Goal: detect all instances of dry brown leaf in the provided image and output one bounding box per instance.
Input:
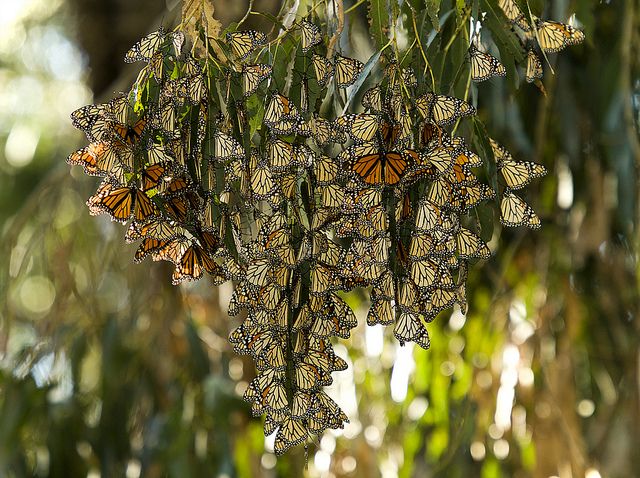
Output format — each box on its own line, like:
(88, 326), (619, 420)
(182, 0), (224, 59)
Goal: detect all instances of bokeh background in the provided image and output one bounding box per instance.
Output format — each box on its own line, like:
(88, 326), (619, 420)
(0, 0), (638, 477)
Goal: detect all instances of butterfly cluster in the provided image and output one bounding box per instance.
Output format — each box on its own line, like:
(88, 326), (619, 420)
(498, 0), (585, 83)
(68, 8), (580, 454)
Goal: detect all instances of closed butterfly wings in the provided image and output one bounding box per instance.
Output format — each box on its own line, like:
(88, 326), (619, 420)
(490, 138), (547, 190)
(526, 49), (543, 83)
(469, 44), (506, 82)
(299, 20), (322, 52)
(312, 53), (363, 88)
(242, 64), (272, 96)
(415, 92), (476, 126)
(534, 18), (585, 53)
(498, 0), (531, 31)
(226, 30), (267, 60)
(490, 139), (546, 229)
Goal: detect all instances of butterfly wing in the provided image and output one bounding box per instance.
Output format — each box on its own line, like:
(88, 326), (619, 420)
(470, 45), (506, 82)
(300, 20), (322, 52)
(525, 49), (543, 83)
(334, 54), (363, 88)
(500, 191), (541, 228)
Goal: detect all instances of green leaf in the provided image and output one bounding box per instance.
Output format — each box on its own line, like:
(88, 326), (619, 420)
(246, 94), (264, 138)
(367, 0), (390, 49)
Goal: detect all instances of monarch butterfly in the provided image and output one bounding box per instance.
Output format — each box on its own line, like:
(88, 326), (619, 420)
(490, 138), (547, 190)
(314, 235), (342, 267)
(334, 54), (363, 88)
(535, 19), (585, 53)
(126, 218), (183, 243)
(310, 390), (347, 427)
(408, 233), (434, 261)
(456, 227), (491, 259)
(263, 411), (285, 436)
(307, 393), (344, 429)
(525, 49), (543, 83)
(274, 415), (308, 455)
(186, 73), (207, 104)
(306, 348), (346, 373)
(378, 118), (404, 149)
(301, 115), (334, 146)
(469, 44), (506, 82)
(67, 142), (121, 177)
(498, 0), (531, 31)
(113, 117), (146, 146)
(146, 51), (164, 82)
(267, 139), (309, 171)
(373, 270), (395, 299)
(226, 30), (267, 60)
(451, 182), (495, 212)
(252, 284), (286, 314)
(446, 162), (479, 187)
(87, 180), (156, 223)
(313, 154), (338, 185)
(362, 85), (384, 113)
(319, 184), (345, 209)
(425, 287), (456, 316)
(70, 104), (113, 142)
(291, 391), (312, 419)
(157, 194), (186, 222)
(264, 92), (300, 128)
(144, 234), (188, 267)
(256, 343), (287, 372)
(299, 19), (322, 52)
(133, 237), (172, 263)
(250, 163), (275, 201)
(251, 380), (288, 415)
(125, 28), (165, 63)
(309, 310), (345, 339)
(446, 136), (483, 168)
(310, 263), (336, 296)
(246, 258), (276, 288)
(242, 368), (283, 401)
(500, 191), (541, 228)
(415, 92), (476, 126)
(415, 199), (444, 232)
(211, 131), (244, 161)
(401, 67), (418, 88)
(431, 230), (457, 258)
(267, 138), (296, 171)
(254, 298), (288, 330)
(145, 141), (174, 165)
(423, 146), (456, 175)
(394, 310), (424, 345)
(137, 163), (166, 192)
(343, 143), (413, 186)
(333, 113), (380, 143)
(172, 241), (226, 285)
(242, 64), (272, 96)
(366, 298), (395, 326)
(419, 121), (444, 148)
(410, 258), (446, 290)
(295, 361), (326, 391)
(106, 95), (132, 124)
(311, 54), (333, 87)
(426, 177), (454, 208)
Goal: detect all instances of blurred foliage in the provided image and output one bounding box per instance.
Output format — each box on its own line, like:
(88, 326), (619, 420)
(0, 0), (639, 477)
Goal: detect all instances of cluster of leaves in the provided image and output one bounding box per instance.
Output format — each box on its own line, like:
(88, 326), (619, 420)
(66, 0), (583, 455)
